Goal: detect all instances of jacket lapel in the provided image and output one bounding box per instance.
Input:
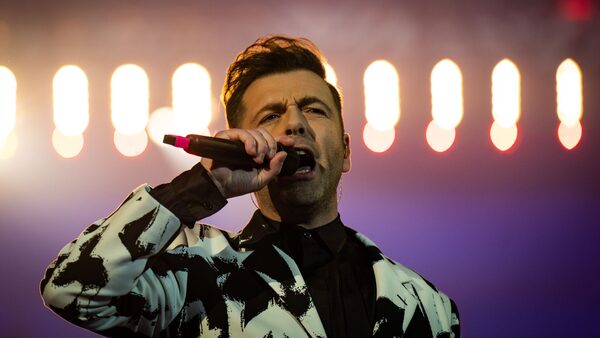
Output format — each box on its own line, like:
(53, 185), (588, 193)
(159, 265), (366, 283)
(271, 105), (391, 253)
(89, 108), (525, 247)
(242, 243), (327, 338)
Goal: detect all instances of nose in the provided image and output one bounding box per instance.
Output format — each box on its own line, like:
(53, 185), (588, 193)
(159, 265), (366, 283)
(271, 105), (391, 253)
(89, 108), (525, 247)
(284, 106), (308, 136)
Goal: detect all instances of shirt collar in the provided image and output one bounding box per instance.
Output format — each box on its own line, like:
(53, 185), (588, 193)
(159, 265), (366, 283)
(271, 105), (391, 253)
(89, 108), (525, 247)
(237, 210), (347, 255)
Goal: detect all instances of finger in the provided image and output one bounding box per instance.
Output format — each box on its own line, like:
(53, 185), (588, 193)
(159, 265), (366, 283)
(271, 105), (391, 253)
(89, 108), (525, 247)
(258, 151), (288, 185)
(247, 129), (269, 164)
(256, 128), (277, 158)
(224, 129), (257, 157)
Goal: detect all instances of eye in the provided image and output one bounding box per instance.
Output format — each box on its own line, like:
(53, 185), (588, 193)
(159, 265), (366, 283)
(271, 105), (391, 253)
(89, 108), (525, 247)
(259, 113), (281, 124)
(304, 107), (327, 116)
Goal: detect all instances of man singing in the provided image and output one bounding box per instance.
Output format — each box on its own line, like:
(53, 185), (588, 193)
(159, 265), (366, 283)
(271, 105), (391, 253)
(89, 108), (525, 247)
(41, 35), (460, 337)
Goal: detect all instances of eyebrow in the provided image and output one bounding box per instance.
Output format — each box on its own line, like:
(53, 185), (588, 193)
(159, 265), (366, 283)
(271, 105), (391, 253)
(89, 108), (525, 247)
(250, 96), (333, 125)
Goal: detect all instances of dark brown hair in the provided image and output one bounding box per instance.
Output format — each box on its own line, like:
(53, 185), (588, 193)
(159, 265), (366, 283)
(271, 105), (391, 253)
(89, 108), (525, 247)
(222, 35), (343, 129)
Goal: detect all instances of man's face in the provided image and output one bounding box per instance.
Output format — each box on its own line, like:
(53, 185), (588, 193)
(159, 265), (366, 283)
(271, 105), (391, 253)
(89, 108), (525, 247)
(238, 69), (351, 211)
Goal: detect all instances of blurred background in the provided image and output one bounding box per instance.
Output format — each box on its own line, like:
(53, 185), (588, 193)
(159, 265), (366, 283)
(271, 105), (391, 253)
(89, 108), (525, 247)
(0, 0), (599, 337)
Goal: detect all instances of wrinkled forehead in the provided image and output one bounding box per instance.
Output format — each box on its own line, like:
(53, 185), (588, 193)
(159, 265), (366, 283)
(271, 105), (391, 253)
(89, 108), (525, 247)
(239, 70), (336, 125)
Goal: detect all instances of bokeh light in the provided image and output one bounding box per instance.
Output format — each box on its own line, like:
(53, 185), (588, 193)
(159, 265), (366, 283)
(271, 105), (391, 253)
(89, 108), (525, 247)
(556, 58), (583, 127)
(111, 64), (149, 135)
(52, 129), (84, 158)
(558, 121), (582, 150)
(0, 66), (16, 141)
(492, 59), (521, 128)
(53, 65), (89, 136)
(0, 130), (17, 160)
(114, 130), (148, 157)
(363, 123), (395, 153)
(490, 122), (518, 152)
(426, 120), (456, 152)
(172, 63), (212, 135)
(324, 63), (338, 87)
(363, 60), (400, 131)
(431, 59), (463, 130)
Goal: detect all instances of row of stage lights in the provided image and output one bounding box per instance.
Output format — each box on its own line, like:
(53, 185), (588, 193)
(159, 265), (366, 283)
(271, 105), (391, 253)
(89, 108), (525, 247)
(0, 58), (584, 160)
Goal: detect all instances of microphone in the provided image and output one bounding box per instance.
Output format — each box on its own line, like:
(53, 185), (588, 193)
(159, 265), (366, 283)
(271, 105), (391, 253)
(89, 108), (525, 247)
(162, 134), (300, 176)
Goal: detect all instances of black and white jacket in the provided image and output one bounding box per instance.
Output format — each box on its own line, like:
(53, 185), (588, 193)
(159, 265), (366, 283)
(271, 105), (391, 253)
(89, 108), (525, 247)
(41, 184), (460, 337)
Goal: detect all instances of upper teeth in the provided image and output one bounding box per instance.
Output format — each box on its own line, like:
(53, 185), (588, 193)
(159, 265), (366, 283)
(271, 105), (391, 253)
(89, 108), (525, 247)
(297, 149), (307, 155)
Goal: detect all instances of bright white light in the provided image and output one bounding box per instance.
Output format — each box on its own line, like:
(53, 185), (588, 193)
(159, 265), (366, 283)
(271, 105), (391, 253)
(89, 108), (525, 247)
(324, 63), (338, 87)
(363, 123), (395, 153)
(490, 122), (518, 152)
(111, 64), (149, 135)
(114, 130), (148, 157)
(172, 63), (212, 135)
(52, 129), (84, 158)
(426, 120), (455, 152)
(0, 131), (17, 160)
(558, 121), (582, 150)
(148, 107), (176, 147)
(363, 60), (400, 131)
(431, 59), (463, 130)
(0, 66), (16, 140)
(556, 58), (583, 127)
(53, 65), (89, 136)
(492, 59), (521, 128)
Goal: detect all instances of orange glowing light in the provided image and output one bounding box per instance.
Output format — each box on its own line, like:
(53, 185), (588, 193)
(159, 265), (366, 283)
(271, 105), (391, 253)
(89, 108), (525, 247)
(0, 131), (17, 160)
(53, 65), (89, 136)
(114, 130), (148, 157)
(0, 66), (16, 141)
(172, 63), (212, 135)
(490, 122), (518, 152)
(363, 60), (400, 131)
(556, 58), (583, 127)
(558, 121), (582, 150)
(52, 129), (84, 158)
(426, 121), (455, 152)
(324, 63), (338, 87)
(111, 64), (149, 135)
(431, 59), (463, 130)
(492, 59), (521, 128)
(363, 123), (395, 153)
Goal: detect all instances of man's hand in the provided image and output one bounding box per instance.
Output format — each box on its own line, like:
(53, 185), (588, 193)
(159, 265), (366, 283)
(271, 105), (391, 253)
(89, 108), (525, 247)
(200, 128), (294, 199)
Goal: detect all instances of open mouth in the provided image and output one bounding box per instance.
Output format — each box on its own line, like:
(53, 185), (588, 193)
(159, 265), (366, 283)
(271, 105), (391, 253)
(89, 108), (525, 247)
(294, 148), (316, 174)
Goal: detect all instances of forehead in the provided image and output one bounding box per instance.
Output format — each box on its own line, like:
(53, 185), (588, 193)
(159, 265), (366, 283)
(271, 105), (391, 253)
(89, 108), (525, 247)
(239, 70), (336, 123)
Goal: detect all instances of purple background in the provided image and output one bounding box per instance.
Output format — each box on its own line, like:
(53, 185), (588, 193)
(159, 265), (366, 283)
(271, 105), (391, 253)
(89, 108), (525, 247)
(0, 0), (599, 337)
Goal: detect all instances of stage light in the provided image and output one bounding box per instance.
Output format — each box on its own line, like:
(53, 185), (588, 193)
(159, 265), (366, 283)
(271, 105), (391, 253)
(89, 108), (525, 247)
(363, 123), (395, 153)
(491, 59), (520, 151)
(426, 120), (456, 153)
(172, 63), (212, 135)
(111, 64), (149, 135)
(558, 121), (582, 150)
(490, 122), (518, 152)
(324, 63), (338, 87)
(0, 131), (17, 160)
(556, 58), (583, 149)
(363, 60), (400, 131)
(114, 130), (148, 157)
(0, 66), (16, 143)
(52, 129), (84, 158)
(431, 59), (463, 130)
(53, 65), (89, 136)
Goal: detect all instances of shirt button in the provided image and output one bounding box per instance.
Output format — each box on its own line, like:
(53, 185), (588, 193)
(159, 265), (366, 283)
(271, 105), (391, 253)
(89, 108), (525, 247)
(303, 232), (311, 239)
(202, 201), (213, 211)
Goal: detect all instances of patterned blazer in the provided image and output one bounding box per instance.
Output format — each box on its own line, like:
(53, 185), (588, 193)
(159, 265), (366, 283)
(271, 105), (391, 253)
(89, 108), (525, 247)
(41, 185), (460, 337)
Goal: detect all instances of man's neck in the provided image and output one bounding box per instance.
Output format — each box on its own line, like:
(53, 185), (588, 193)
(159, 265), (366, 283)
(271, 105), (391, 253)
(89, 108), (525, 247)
(257, 198), (339, 230)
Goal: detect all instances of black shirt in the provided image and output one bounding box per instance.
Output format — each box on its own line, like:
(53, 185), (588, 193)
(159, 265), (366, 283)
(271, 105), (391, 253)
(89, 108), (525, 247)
(235, 211), (376, 338)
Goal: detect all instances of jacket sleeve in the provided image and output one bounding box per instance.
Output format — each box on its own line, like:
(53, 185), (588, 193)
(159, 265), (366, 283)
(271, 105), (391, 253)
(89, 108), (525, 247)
(40, 181), (225, 336)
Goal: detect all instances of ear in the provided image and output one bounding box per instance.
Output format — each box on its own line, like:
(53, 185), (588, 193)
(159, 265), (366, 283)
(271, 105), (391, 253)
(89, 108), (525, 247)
(342, 133), (351, 173)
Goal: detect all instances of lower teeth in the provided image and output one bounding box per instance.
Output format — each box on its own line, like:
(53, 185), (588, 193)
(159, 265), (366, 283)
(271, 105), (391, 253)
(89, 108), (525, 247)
(295, 166), (311, 174)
